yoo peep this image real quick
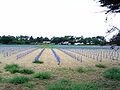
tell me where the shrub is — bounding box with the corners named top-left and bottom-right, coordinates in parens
top-left (33, 72), bottom-right (51, 79)
top-left (9, 76), bottom-right (29, 84)
top-left (33, 60), bottom-right (44, 64)
top-left (95, 64), bottom-right (106, 68)
top-left (4, 64), bottom-right (19, 74)
top-left (103, 67), bottom-right (120, 80)
top-left (19, 69), bottom-right (34, 74)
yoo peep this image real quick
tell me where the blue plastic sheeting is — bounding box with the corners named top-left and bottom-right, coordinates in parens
top-left (51, 49), bottom-right (61, 64)
top-left (34, 48), bottom-right (45, 61)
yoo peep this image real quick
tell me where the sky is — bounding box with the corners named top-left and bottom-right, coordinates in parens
top-left (0, 0), bottom-right (118, 40)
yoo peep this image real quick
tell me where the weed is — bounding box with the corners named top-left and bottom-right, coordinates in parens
top-left (103, 67), bottom-right (120, 80)
top-left (77, 67), bottom-right (85, 73)
top-left (33, 72), bottom-right (51, 79)
top-left (9, 76), bottom-right (29, 84)
top-left (33, 60), bottom-right (44, 64)
top-left (19, 69), bottom-right (34, 74)
top-left (47, 79), bottom-right (104, 90)
top-left (4, 64), bottom-right (19, 74)
top-left (95, 64), bottom-right (106, 68)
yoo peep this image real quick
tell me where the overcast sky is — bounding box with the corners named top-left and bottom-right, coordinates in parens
top-left (0, 0), bottom-right (117, 40)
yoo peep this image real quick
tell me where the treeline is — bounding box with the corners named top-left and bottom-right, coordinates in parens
top-left (0, 35), bottom-right (107, 45)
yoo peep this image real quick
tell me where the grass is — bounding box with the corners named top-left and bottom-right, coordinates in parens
top-left (0, 76), bottom-right (2, 81)
top-left (87, 67), bottom-right (96, 72)
top-left (33, 60), bottom-right (44, 64)
top-left (0, 76), bottom-right (4, 82)
top-left (95, 64), bottom-right (106, 68)
top-left (23, 82), bottom-right (35, 89)
top-left (47, 79), bottom-right (104, 90)
top-left (103, 67), bottom-right (120, 80)
top-left (9, 76), bottom-right (29, 85)
top-left (33, 72), bottom-right (52, 79)
top-left (19, 69), bottom-right (34, 74)
top-left (77, 67), bottom-right (85, 73)
top-left (4, 64), bottom-right (34, 74)
top-left (4, 64), bottom-right (19, 74)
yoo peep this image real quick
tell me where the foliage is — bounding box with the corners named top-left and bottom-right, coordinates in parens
top-left (33, 72), bottom-right (51, 79)
top-left (23, 82), bottom-right (35, 89)
top-left (77, 67), bottom-right (85, 73)
top-left (95, 64), bottom-right (106, 68)
top-left (103, 67), bottom-right (120, 80)
top-left (33, 60), bottom-right (44, 64)
top-left (47, 79), bottom-right (104, 90)
top-left (9, 76), bottom-right (29, 84)
top-left (0, 35), bottom-right (106, 45)
top-left (4, 64), bottom-right (20, 74)
top-left (110, 31), bottom-right (120, 45)
top-left (4, 64), bottom-right (34, 74)
top-left (19, 69), bottom-right (34, 74)
top-left (98, 0), bottom-right (120, 13)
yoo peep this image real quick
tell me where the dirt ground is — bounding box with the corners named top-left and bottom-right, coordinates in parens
top-left (0, 48), bottom-right (120, 71)
top-left (0, 48), bottom-right (120, 90)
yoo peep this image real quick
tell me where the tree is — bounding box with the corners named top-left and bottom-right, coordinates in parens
top-left (0, 36), bottom-right (14, 44)
top-left (110, 31), bottom-right (120, 45)
top-left (43, 37), bottom-right (50, 41)
top-left (35, 37), bottom-right (43, 43)
top-left (98, 0), bottom-right (120, 13)
top-left (97, 0), bottom-right (120, 45)
top-left (29, 36), bottom-right (35, 43)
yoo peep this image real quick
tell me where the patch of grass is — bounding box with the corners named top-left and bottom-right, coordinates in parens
top-left (0, 76), bottom-right (3, 82)
top-left (77, 67), bottom-right (85, 73)
top-left (33, 60), bottom-right (44, 64)
top-left (33, 72), bottom-right (51, 79)
top-left (103, 67), bottom-right (120, 80)
top-left (9, 76), bottom-right (29, 85)
top-left (19, 69), bottom-right (34, 74)
top-left (95, 64), bottom-right (106, 68)
top-left (87, 67), bottom-right (96, 72)
top-left (23, 82), bottom-right (35, 89)
top-left (4, 64), bottom-right (19, 74)
top-left (47, 79), bottom-right (104, 90)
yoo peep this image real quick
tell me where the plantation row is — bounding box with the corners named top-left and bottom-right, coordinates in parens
top-left (0, 45), bottom-right (39, 58)
top-left (0, 45), bottom-right (120, 65)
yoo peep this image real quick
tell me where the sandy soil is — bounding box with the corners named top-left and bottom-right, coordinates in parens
top-left (0, 48), bottom-right (120, 71)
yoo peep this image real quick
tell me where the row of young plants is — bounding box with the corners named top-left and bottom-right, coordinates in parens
top-left (59, 49), bottom-right (82, 62)
top-left (16, 47), bottom-right (39, 59)
top-left (59, 47), bottom-right (120, 62)
top-left (0, 45), bottom-right (38, 58)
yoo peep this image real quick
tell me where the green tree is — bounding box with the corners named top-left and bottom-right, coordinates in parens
top-left (98, 0), bottom-right (120, 13)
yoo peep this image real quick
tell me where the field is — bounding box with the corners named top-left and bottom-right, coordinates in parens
top-left (0, 45), bottom-right (120, 90)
